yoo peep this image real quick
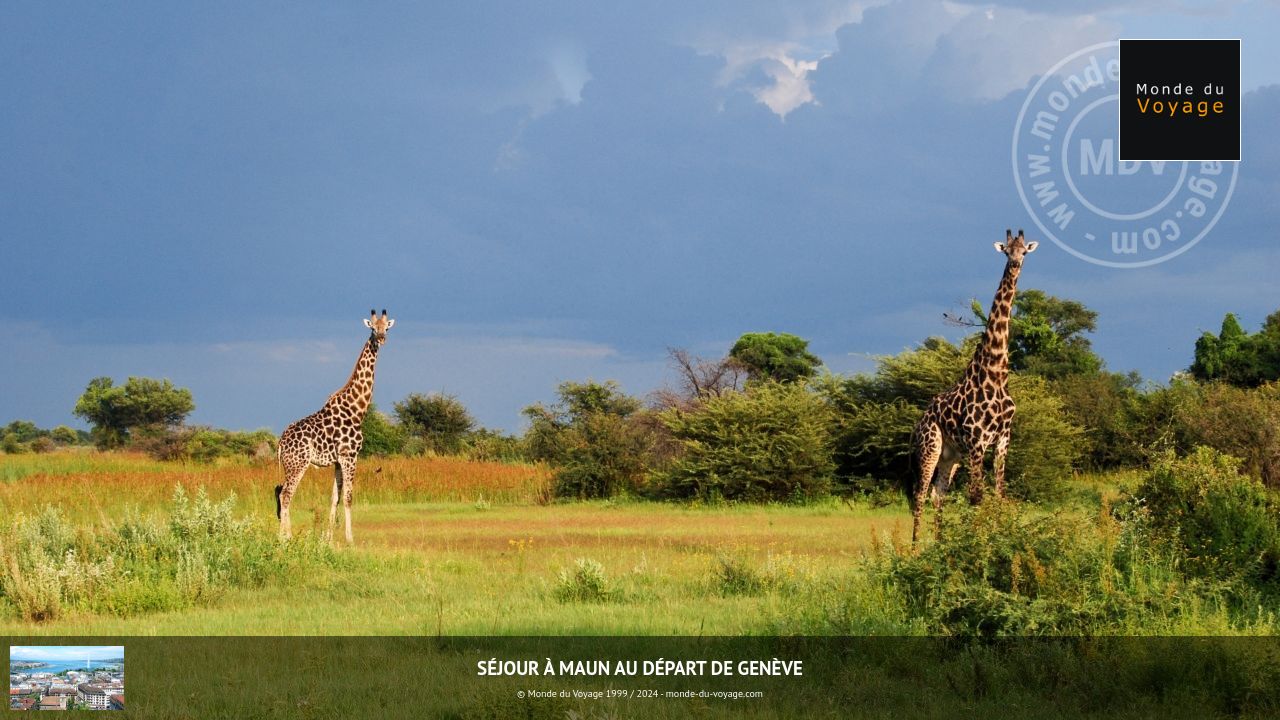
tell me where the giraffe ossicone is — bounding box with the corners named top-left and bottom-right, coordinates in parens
top-left (276, 309), bottom-right (395, 544)
top-left (909, 230), bottom-right (1037, 546)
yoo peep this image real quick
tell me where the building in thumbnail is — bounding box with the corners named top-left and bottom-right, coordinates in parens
top-left (76, 684), bottom-right (111, 710)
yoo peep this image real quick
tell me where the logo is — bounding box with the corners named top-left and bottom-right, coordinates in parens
top-left (1012, 41), bottom-right (1237, 268)
top-left (1119, 39), bottom-right (1240, 161)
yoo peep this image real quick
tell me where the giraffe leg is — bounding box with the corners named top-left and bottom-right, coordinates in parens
top-left (933, 460), bottom-right (960, 540)
top-left (339, 457), bottom-right (357, 545)
top-left (966, 445), bottom-right (988, 505)
top-left (326, 464), bottom-right (342, 542)
top-left (912, 425), bottom-right (942, 548)
top-left (993, 433), bottom-right (1011, 499)
top-left (277, 462), bottom-right (307, 540)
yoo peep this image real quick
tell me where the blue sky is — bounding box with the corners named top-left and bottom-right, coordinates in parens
top-left (10, 646), bottom-right (124, 662)
top-left (3, 1), bottom-right (1279, 433)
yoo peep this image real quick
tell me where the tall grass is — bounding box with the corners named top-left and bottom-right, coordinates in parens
top-left (0, 451), bottom-right (553, 518)
top-left (0, 487), bottom-right (345, 622)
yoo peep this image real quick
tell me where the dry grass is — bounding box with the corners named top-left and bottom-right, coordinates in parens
top-left (0, 451), bottom-right (552, 519)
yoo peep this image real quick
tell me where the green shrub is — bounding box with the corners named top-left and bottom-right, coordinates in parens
top-left (458, 429), bottom-right (527, 463)
top-left (50, 425), bottom-right (81, 446)
top-left (553, 558), bottom-right (614, 603)
top-left (1167, 381), bottom-right (1280, 488)
top-left (134, 426), bottom-right (277, 463)
top-left (712, 552), bottom-right (815, 597)
top-left (1050, 371), bottom-right (1151, 469)
top-left (524, 381), bottom-right (656, 499)
top-left (551, 413), bottom-right (654, 499)
top-left (713, 554), bottom-right (767, 596)
top-left (360, 406), bottom-right (406, 457)
top-left (1128, 447), bottom-right (1280, 587)
top-left (1, 432), bottom-right (27, 454)
top-left (873, 499), bottom-right (1205, 636)
top-left (1002, 375), bottom-right (1083, 502)
top-left (653, 381), bottom-right (834, 502)
top-left (393, 393), bottom-right (475, 454)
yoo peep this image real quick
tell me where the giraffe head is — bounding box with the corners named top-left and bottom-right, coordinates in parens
top-left (363, 309), bottom-right (395, 345)
top-left (993, 229), bottom-right (1038, 266)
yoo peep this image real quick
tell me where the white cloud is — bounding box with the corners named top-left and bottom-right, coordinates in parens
top-left (753, 53), bottom-right (825, 116)
top-left (9, 646), bottom-right (124, 662)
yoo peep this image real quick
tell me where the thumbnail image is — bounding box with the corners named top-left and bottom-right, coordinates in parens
top-left (9, 646), bottom-right (124, 711)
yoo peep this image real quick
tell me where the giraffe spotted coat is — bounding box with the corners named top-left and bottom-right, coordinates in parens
top-left (276, 309), bottom-right (394, 543)
top-left (909, 230), bottom-right (1037, 545)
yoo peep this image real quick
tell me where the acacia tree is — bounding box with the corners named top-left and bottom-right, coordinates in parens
top-left (651, 348), bottom-right (748, 410)
top-left (969, 289), bottom-right (1102, 378)
top-left (728, 332), bottom-right (822, 384)
top-left (393, 393), bottom-right (475, 453)
top-left (73, 376), bottom-right (194, 448)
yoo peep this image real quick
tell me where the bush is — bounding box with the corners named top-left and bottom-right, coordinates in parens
top-left (1002, 374), bottom-right (1083, 502)
top-left (524, 381), bottom-right (656, 499)
top-left (1, 433), bottom-right (27, 454)
top-left (653, 381), bottom-right (834, 502)
top-left (550, 412), bottom-right (655, 499)
top-left (360, 406), bottom-right (406, 457)
top-left (1051, 371), bottom-right (1151, 469)
top-left (553, 558), bottom-right (614, 603)
top-left (712, 552), bottom-right (815, 597)
top-left (458, 429), bottom-right (527, 463)
top-left (1167, 381), bottom-right (1280, 488)
top-left (1128, 447), bottom-right (1280, 588)
top-left (50, 425), bottom-right (81, 446)
top-left (874, 500), bottom-right (1198, 636)
top-left (713, 555), bottom-right (767, 596)
top-left (134, 426), bottom-right (277, 463)
top-left (393, 393), bottom-right (475, 454)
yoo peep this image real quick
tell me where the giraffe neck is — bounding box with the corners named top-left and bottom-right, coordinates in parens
top-left (328, 336), bottom-right (380, 419)
top-left (968, 258), bottom-right (1020, 384)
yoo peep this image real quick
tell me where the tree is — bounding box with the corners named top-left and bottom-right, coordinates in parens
top-left (393, 393), bottom-right (475, 453)
top-left (1191, 311), bottom-right (1280, 387)
top-left (522, 380), bottom-right (654, 499)
top-left (72, 376), bottom-right (195, 448)
top-left (652, 348), bottom-right (748, 410)
top-left (971, 289), bottom-right (1102, 378)
top-left (50, 425), bottom-right (81, 445)
top-left (2, 420), bottom-right (45, 443)
top-left (360, 403), bottom-right (406, 457)
top-left (654, 381), bottom-right (834, 502)
top-left (728, 332), bottom-right (822, 383)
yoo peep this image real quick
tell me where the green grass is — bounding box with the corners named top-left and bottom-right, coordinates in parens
top-left (0, 498), bottom-right (910, 635)
top-left (0, 449), bottom-right (178, 482)
top-left (2, 452), bottom-right (1276, 638)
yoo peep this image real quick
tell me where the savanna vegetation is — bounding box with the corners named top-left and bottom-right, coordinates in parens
top-left (3, 293), bottom-right (1280, 641)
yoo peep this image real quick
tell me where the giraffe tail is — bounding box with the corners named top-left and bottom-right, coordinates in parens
top-left (274, 484), bottom-right (284, 519)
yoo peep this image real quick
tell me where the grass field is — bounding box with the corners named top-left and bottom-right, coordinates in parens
top-left (0, 451), bottom-right (913, 636)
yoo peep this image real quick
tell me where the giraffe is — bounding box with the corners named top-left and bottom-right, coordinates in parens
top-left (275, 309), bottom-right (394, 543)
top-left (909, 229), bottom-right (1038, 545)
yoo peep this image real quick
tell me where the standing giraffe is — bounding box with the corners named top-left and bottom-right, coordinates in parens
top-left (276, 309), bottom-right (394, 543)
top-left (909, 230), bottom-right (1038, 545)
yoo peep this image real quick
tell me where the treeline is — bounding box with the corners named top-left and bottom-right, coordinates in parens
top-left (6, 293), bottom-right (1280, 506)
top-left (0, 421), bottom-right (89, 454)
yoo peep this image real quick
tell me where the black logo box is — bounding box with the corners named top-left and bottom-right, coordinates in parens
top-left (1119, 39), bottom-right (1241, 162)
